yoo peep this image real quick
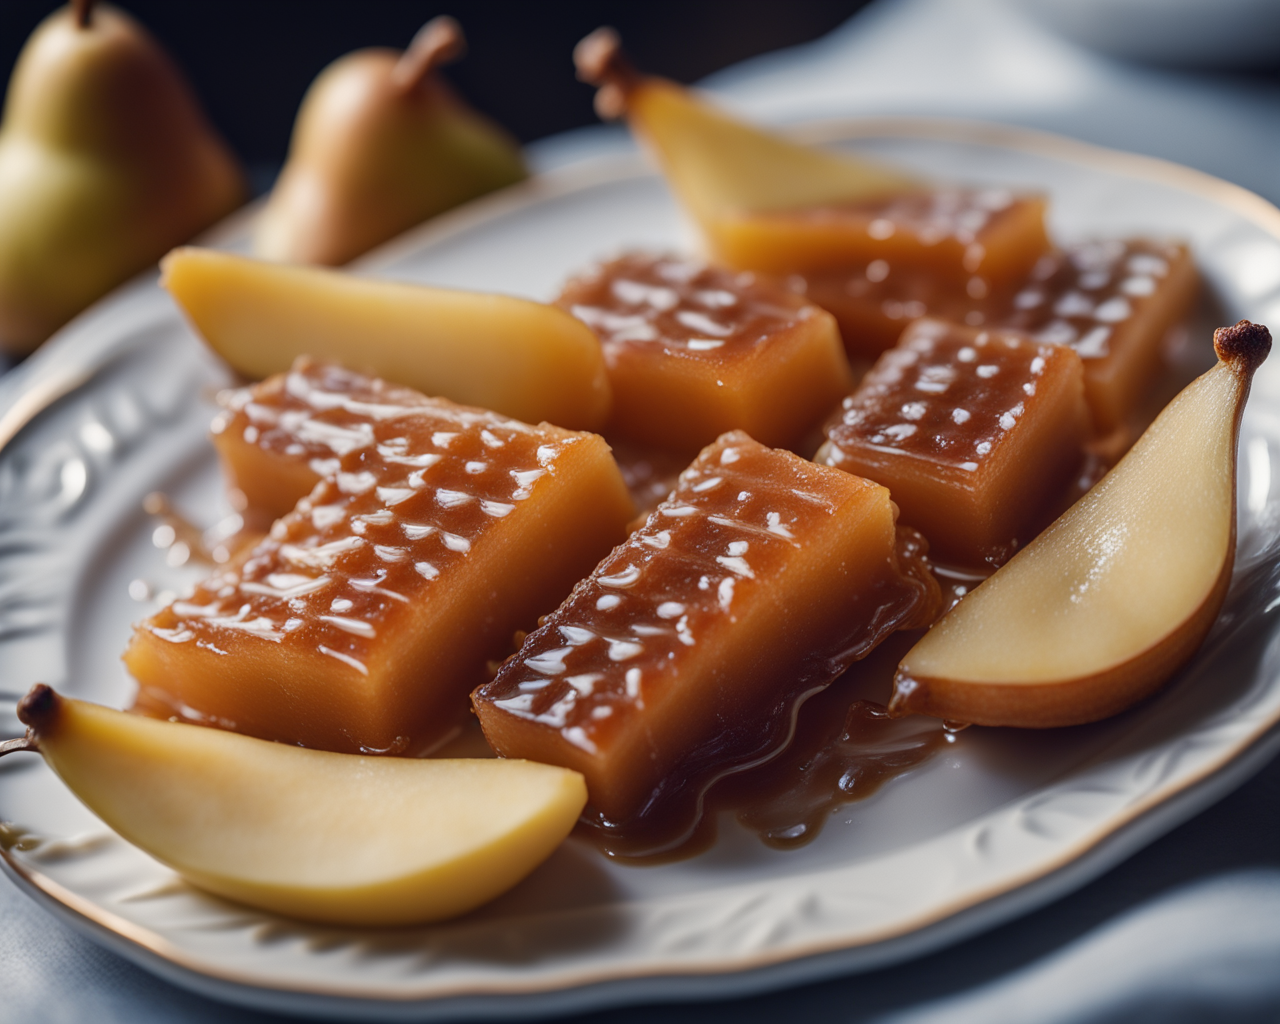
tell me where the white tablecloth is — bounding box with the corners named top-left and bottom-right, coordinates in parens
top-left (5, 1), bottom-right (1280, 1020)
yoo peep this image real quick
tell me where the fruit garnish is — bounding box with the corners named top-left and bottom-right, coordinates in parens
top-left (162, 247), bottom-right (612, 431)
top-left (3, 685), bottom-right (586, 926)
top-left (891, 320), bottom-right (1270, 727)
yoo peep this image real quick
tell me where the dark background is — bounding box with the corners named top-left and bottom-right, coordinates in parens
top-left (0, 1), bottom-right (871, 176)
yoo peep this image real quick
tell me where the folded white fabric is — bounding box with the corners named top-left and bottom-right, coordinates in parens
top-left (0, 869), bottom-right (280, 1023)
top-left (877, 869), bottom-right (1280, 1024)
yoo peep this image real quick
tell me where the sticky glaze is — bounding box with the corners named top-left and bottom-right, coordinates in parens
top-left (558, 253), bottom-right (852, 451)
top-left (562, 253), bottom-right (819, 357)
top-left (474, 431), bottom-right (939, 850)
top-left (820, 319), bottom-right (1090, 568)
top-left (126, 360), bottom-right (633, 755)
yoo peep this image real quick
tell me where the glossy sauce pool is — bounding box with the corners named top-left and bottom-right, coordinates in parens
top-left (575, 629), bottom-right (947, 862)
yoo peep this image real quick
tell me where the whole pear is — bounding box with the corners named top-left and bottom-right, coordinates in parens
top-left (0, 1), bottom-right (246, 355)
top-left (254, 17), bottom-right (526, 267)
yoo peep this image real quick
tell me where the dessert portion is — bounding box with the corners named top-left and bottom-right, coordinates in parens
top-left (557, 252), bottom-right (853, 452)
top-left (817, 319), bottom-right (1090, 568)
top-left (125, 360), bottom-right (634, 756)
top-left (5, 685), bottom-right (586, 927)
top-left (721, 187), bottom-right (1050, 298)
top-left (795, 239), bottom-right (1198, 399)
top-left (893, 321), bottom-right (1269, 727)
top-left (211, 357), bottom-right (445, 527)
top-left (572, 31), bottom-right (1049, 361)
top-left (1000, 240), bottom-right (1198, 433)
top-left (473, 431), bottom-right (939, 845)
top-left (164, 247), bottom-right (613, 432)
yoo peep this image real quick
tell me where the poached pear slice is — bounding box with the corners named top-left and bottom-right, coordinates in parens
top-left (162, 247), bottom-right (612, 432)
top-left (891, 321), bottom-right (1271, 728)
top-left (573, 29), bottom-right (916, 226)
top-left (7, 685), bottom-right (586, 926)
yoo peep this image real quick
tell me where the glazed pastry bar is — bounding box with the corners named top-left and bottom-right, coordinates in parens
top-left (125, 360), bottom-right (634, 755)
top-left (474, 431), bottom-right (939, 827)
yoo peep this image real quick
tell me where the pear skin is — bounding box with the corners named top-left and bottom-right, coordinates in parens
top-left (0, 2), bottom-right (245, 355)
top-left (573, 30), bottom-right (1049, 285)
top-left (891, 321), bottom-right (1271, 728)
top-left (573, 29), bottom-right (917, 256)
top-left (255, 17), bottom-right (526, 267)
top-left (163, 247), bottom-right (612, 431)
top-left (6, 685), bottom-right (587, 926)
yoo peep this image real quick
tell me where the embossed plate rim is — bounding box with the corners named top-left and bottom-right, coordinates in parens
top-left (4, 116), bottom-right (1280, 1019)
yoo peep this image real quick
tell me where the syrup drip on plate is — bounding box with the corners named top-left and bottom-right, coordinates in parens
top-left (576, 630), bottom-right (947, 862)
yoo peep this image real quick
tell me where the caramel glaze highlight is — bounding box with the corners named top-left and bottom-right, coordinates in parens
top-left (571, 525), bottom-right (941, 862)
top-left (577, 628), bottom-right (945, 862)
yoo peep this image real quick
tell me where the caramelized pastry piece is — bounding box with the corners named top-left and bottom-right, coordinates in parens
top-left (574, 31), bottom-right (1048, 310)
top-left (125, 361), bottom-right (634, 756)
top-left (818, 319), bottom-right (1090, 568)
top-left (473, 431), bottom-right (939, 833)
top-left (558, 253), bottom-right (853, 452)
top-left (795, 239), bottom-right (1199, 420)
top-left (1000, 240), bottom-right (1198, 433)
top-left (738, 187), bottom-right (1051, 301)
top-left (212, 357), bottom-right (442, 527)
top-left (794, 258), bottom-right (997, 359)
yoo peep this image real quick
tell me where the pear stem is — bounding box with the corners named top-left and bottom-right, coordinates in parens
top-left (574, 28), bottom-right (641, 121)
top-left (16, 683), bottom-right (57, 729)
top-left (0, 733), bottom-right (36, 758)
top-left (71, 0), bottom-right (94, 29)
top-left (1214, 320), bottom-right (1272, 377)
top-left (392, 16), bottom-right (466, 94)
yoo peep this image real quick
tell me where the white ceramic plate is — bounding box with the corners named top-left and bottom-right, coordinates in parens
top-left (4, 119), bottom-right (1280, 1021)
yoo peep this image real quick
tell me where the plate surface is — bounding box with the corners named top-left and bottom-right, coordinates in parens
top-left (5, 120), bottom-right (1280, 1021)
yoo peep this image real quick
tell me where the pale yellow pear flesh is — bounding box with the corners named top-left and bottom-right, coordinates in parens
top-left (254, 42), bottom-right (525, 267)
top-left (0, 4), bottom-right (244, 355)
top-left (892, 323), bottom-right (1270, 728)
top-left (13, 688), bottom-right (587, 926)
top-left (162, 248), bottom-right (612, 431)
top-left (627, 80), bottom-right (915, 222)
top-left (573, 31), bottom-right (918, 274)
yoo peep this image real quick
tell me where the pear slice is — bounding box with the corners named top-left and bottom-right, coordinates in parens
top-left (5, 685), bottom-right (586, 926)
top-left (891, 321), bottom-right (1271, 728)
top-left (573, 29), bottom-right (916, 231)
top-left (162, 247), bottom-right (611, 431)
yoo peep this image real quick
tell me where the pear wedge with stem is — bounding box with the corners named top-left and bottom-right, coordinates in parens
top-left (891, 320), bottom-right (1270, 728)
top-left (1, 685), bottom-right (586, 926)
top-left (572, 28), bottom-right (917, 266)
